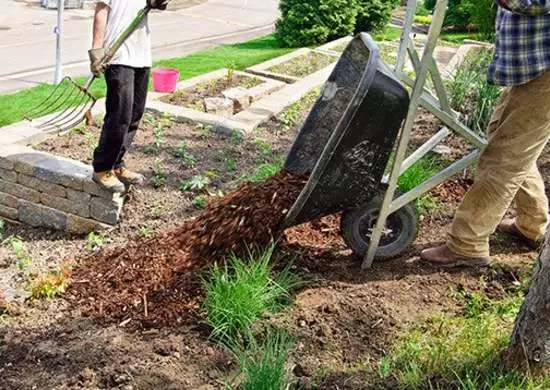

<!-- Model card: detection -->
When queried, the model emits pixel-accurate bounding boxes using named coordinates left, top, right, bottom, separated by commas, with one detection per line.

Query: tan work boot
left=92, top=171, right=125, bottom=193
left=114, top=167, right=145, bottom=186
left=497, top=218, right=540, bottom=250
left=420, top=244, right=491, bottom=268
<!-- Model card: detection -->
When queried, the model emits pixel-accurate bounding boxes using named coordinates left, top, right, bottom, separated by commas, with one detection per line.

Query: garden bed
left=2, top=38, right=542, bottom=390
left=247, top=48, right=338, bottom=84
left=160, top=72, right=263, bottom=115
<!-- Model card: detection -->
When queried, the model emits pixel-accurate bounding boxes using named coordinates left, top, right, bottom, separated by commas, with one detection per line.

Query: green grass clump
left=228, top=330, right=293, bottom=390
left=240, top=159, right=284, bottom=184
left=202, top=245, right=300, bottom=344
left=0, top=35, right=292, bottom=128
left=377, top=288, right=550, bottom=389
left=398, top=156, right=441, bottom=193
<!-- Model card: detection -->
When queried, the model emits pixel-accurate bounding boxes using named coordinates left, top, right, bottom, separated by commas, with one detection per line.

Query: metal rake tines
left=26, top=76, right=97, bottom=133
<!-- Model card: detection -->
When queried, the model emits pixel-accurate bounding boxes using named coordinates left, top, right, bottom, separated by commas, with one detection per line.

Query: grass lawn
left=0, top=35, right=293, bottom=128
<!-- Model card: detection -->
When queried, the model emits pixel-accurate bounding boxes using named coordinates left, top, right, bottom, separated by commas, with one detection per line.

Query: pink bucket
left=152, top=68, right=180, bottom=93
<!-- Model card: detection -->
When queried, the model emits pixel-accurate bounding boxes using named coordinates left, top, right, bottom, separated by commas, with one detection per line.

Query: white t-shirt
left=99, top=0, right=152, bottom=68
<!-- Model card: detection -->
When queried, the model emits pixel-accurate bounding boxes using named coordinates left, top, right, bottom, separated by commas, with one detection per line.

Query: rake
left=26, top=6, right=153, bottom=133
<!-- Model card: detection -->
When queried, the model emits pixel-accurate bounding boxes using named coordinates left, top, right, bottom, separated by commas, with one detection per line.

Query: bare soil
left=160, top=74, right=263, bottom=114
left=269, top=51, right=337, bottom=78
left=1, top=94, right=543, bottom=389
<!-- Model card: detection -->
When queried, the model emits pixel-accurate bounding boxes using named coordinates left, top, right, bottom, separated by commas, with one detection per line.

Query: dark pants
left=93, top=65, right=150, bottom=172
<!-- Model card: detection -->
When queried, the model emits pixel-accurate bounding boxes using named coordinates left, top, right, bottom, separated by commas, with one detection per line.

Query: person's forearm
left=499, top=0, right=550, bottom=15
left=92, top=3, right=109, bottom=49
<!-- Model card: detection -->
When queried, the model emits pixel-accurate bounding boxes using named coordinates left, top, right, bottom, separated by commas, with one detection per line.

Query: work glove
left=88, top=48, right=107, bottom=77
left=147, top=0, right=168, bottom=10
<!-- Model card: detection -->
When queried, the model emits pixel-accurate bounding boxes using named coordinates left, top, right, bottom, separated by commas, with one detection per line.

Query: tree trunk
left=506, top=230, right=550, bottom=372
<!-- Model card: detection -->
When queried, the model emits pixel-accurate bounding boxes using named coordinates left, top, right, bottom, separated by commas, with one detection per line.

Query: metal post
left=54, top=0, right=64, bottom=85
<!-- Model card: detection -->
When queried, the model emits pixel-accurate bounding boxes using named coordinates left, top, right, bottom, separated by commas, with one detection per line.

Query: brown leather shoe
left=420, top=244, right=491, bottom=268
left=114, top=167, right=145, bottom=186
left=92, top=171, right=125, bottom=193
left=497, top=218, right=540, bottom=250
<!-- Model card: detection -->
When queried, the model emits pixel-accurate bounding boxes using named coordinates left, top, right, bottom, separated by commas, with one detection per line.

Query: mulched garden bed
left=3, top=76, right=543, bottom=389
left=268, top=51, right=337, bottom=78
left=160, top=73, right=263, bottom=114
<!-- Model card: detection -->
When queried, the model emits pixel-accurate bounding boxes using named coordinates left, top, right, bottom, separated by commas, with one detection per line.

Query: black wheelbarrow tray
left=282, top=33, right=419, bottom=261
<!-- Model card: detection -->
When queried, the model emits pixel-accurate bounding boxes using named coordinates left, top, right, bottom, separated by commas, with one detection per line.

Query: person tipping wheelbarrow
left=422, top=0, right=550, bottom=267
left=89, top=0, right=168, bottom=193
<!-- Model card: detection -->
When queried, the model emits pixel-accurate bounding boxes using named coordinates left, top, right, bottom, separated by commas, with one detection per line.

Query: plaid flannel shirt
left=488, top=1, right=550, bottom=86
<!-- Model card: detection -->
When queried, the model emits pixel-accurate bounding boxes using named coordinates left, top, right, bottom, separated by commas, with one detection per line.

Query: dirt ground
left=0, top=99, right=543, bottom=389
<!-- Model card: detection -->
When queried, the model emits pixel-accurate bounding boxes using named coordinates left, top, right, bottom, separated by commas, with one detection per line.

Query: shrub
left=423, top=0, right=436, bottom=11
left=276, top=0, right=358, bottom=47
left=461, top=0, right=497, bottom=40
left=355, top=0, right=399, bottom=34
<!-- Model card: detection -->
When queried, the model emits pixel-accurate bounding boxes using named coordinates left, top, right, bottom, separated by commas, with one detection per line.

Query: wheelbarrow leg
left=362, top=0, right=449, bottom=269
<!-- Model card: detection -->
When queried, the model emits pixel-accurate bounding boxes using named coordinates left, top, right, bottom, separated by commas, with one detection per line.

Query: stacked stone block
left=0, top=145, right=123, bottom=234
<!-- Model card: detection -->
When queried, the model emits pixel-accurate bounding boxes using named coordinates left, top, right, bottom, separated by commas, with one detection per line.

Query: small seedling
left=5, top=236, right=32, bottom=270
left=145, top=122, right=165, bottom=154
left=240, top=160, right=283, bottom=184
left=152, top=159, right=167, bottom=188
left=195, top=123, right=213, bottom=135
left=255, top=139, right=272, bottom=160
left=0, top=217, right=5, bottom=238
left=279, top=101, right=301, bottom=132
left=416, top=195, right=441, bottom=216
left=193, top=195, right=209, bottom=209
left=180, top=174, right=210, bottom=192
left=85, top=231, right=105, bottom=252
left=230, top=131, right=244, bottom=145
left=149, top=201, right=167, bottom=218
left=226, top=61, right=237, bottom=85
left=137, top=226, right=154, bottom=238
left=30, top=266, right=71, bottom=300
left=226, top=158, right=238, bottom=171
left=172, top=142, right=197, bottom=168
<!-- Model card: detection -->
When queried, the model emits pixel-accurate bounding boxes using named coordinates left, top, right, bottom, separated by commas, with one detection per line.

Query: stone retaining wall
left=0, top=144, right=122, bottom=234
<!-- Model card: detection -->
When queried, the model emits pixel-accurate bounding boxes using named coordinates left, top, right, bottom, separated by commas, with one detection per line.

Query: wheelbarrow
left=282, top=33, right=418, bottom=261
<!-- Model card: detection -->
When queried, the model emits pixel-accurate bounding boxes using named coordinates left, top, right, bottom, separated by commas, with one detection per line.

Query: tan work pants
left=447, top=71, right=550, bottom=257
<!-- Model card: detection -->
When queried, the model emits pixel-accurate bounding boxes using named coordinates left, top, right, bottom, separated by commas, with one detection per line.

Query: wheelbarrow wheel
left=340, top=193, right=419, bottom=261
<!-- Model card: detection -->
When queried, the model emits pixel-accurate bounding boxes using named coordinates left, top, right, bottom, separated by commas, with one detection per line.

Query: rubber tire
left=340, top=194, right=419, bottom=261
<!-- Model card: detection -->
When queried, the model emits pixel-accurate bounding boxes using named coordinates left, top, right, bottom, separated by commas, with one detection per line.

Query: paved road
left=0, top=0, right=279, bottom=93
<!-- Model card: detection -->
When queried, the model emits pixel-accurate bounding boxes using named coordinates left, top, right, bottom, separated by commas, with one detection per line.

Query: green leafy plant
left=152, top=159, right=167, bottom=188
left=275, top=0, right=358, bottom=47
left=137, top=226, right=154, bottom=238
left=85, top=232, right=105, bottom=252
left=30, top=265, right=71, bottom=300
left=0, top=217, right=5, bottom=238
left=180, top=174, right=211, bottom=192
left=192, top=195, right=209, bottom=209
left=5, top=236, right=32, bottom=270
left=230, top=130, right=245, bottom=145
left=415, top=195, right=441, bottom=216
left=145, top=120, right=166, bottom=154
left=414, top=15, right=432, bottom=25
left=255, top=139, right=273, bottom=161
left=225, top=158, right=238, bottom=171
left=195, top=123, right=213, bottom=135
left=149, top=201, right=167, bottom=218
left=355, top=0, right=399, bottom=34
left=228, top=331, right=294, bottom=390
left=172, top=142, right=197, bottom=168
left=202, top=245, right=301, bottom=343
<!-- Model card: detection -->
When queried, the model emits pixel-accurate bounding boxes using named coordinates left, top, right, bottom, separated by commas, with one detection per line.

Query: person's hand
left=88, top=48, right=107, bottom=77
left=147, top=0, right=168, bottom=10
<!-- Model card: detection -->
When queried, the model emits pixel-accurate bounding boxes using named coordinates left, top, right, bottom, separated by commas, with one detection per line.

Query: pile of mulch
left=67, top=171, right=306, bottom=327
